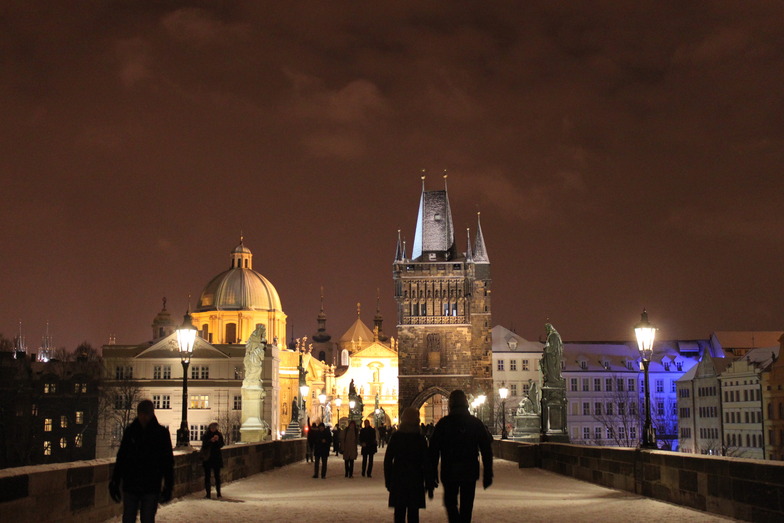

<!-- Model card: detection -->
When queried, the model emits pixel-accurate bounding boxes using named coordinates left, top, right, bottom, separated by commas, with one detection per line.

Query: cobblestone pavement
left=107, top=447, right=735, bottom=522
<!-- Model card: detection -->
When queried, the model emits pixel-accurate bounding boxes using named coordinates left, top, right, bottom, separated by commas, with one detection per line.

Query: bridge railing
left=492, top=439, right=784, bottom=522
left=0, top=438, right=306, bottom=523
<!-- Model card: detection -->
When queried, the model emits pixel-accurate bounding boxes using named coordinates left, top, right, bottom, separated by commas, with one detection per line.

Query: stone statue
left=542, top=323, right=564, bottom=387
left=516, top=396, right=535, bottom=416
left=324, top=402, right=332, bottom=425
left=291, top=397, right=299, bottom=420
left=349, top=379, right=357, bottom=398
left=297, top=353, right=308, bottom=386
left=242, top=325, right=266, bottom=388
left=528, top=379, right=540, bottom=413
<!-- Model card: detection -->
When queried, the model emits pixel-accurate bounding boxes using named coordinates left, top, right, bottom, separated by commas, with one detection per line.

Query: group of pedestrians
left=386, top=390, right=493, bottom=523
left=110, top=388, right=492, bottom=523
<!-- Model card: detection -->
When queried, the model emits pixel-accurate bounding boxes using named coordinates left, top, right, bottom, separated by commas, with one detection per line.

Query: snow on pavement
left=107, top=448, right=735, bottom=522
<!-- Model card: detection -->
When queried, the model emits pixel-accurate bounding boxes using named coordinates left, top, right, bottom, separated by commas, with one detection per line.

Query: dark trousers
left=394, top=504, right=420, bottom=523
left=443, top=481, right=477, bottom=523
left=344, top=459, right=355, bottom=477
left=314, top=454, right=327, bottom=477
left=203, top=464, right=221, bottom=495
left=122, top=491, right=158, bottom=523
left=361, top=453, right=374, bottom=476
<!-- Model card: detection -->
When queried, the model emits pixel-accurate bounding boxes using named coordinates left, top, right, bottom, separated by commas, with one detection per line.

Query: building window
left=44, top=441, right=52, bottom=456
left=341, top=350, right=349, bottom=366
left=115, top=366, right=133, bottom=379
left=190, top=424, right=208, bottom=441
left=655, top=380, right=664, bottom=393
left=74, top=382, right=87, bottom=393
left=618, top=402, right=625, bottom=415
left=582, top=379, right=589, bottom=392
left=191, top=366, right=210, bottom=379
left=60, top=437, right=67, bottom=449
left=595, top=426, right=602, bottom=440
left=594, top=402, right=602, bottom=415
left=75, top=434, right=83, bottom=448
left=153, top=395, right=171, bottom=409
left=190, top=395, right=209, bottom=409
left=579, top=361, right=587, bottom=370
left=583, top=402, right=590, bottom=415
left=32, top=404, right=38, bottom=416
left=618, top=426, right=626, bottom=440
left=594, top=379, right=601, bottom=392
left=61, top=415, right=68, bottom=428
left=570, top=378, right=578, bottom=392
left=630, top=402, right=637, bottom=415
left=657, top=402, right=664, bottom=417
left=676, top=361, right=683, bottom=371
left=630, top=426, right=637, bottom=439
left=233, top=395, right=242, bottom=410
left=154, top=365, right=162, bottom=379
left=606, top=378, right=613, bottom=392
left=44, top=382, right=56, bottom=394
left=628, top=379, right=635, bottom=392
left=75, top=411, right=84, bottom=424
left=497, top=360, right=504, bottom=371
left=583, top=427, right=590, bottom=440
left=44, top=418, right=52, bottom=431
left=671, top=381, right=677, bottom=393
left=617, top=378, right=624, bottom=392
left=510, top=384, right=517, bottom=396
left=663, top=362, right=670, bottom=371
left=510, top=360, right=517, bottom=371
left=521, top=360, right=529, bottom=371
left=225, top=323, right=237, bottom=344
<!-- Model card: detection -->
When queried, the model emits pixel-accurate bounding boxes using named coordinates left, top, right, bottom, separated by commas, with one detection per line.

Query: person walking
left=306, top=422, right=317, bottom=463
left=340, top=419, right=359, bottom=478
left=312, top=422, right=332, bottom=479
left=428, top=390, right=493, bottom=523
left=109, top=400, right=174, bottom=523
left=384, top=407, right=435, bottom=523
left=200, top=422, right=224, bottom=499
left=359, top=419, right=378, bottom=477
left=333, top=425, right=342, bottom=456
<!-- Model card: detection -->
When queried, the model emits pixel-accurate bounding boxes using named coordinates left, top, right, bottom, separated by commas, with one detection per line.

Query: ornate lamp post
left=635, top=309, right=657, bottom=450
left=318, top=392, right=327, bottom=421
left=499, top=384, right=509, bottom=439
left=335, top=397, right=342, bottom=426
left=175, top=310, right=197, bottom=449
left=477, top=394, right=487, bottom=425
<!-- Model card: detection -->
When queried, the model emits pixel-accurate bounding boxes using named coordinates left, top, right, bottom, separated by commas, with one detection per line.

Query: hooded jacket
left=112, top=416, right=174, bottom=494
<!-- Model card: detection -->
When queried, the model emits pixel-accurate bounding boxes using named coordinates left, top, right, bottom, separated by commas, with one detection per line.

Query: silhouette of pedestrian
left=428, top=390, right=493, bottom=523
left=109, top=400, right=174, bottom=523
left=200, top=422, right=224, bottom=498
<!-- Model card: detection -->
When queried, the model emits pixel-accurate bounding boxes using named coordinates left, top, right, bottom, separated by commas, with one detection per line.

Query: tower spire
left=465, top=227, right=474, bottom=262
left=394, top=229, right=405, bottom=262
left=412, top=171, right=456, bottom=261
left=473, top=211, right=489, bottom=263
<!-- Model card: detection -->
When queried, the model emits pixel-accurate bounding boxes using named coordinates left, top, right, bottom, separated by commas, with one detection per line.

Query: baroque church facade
left=393, top=178, right=494, bottom=422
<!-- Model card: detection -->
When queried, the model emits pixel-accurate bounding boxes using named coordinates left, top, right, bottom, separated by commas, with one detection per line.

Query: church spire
left=473, top=212, right=489, bottom=263
left=411, top=172, right=456, bottom=261
left=394, top=229, right=405, bottom=262
left=465, top=227, right=474, bottom=262
left=313, top=286, right=331, bottom=343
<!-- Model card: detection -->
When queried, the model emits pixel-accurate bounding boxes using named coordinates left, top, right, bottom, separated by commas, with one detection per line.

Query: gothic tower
left=393, top=177, right=493, bottom=422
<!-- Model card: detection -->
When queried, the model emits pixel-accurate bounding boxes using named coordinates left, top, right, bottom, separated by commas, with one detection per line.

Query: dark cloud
left=1, top=1, right=784, bottom=349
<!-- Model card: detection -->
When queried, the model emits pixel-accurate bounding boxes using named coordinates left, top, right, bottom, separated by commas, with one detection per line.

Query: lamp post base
left=175, top=423, right=193, bottom=451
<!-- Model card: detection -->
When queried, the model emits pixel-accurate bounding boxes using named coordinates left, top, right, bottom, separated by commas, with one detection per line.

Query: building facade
left=762, top=338, right=784, bottom=460
left=394, top=178, right=493, bottom=424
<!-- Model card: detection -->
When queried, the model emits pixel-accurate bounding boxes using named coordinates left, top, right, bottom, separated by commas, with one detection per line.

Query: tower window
left=225, top=323, right=237, bottom=344
left=434, top=213, right=442, bottom=221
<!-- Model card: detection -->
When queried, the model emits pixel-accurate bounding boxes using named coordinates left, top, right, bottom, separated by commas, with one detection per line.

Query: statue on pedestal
left=240, top=325, right=270, bottom=442
left=242, top=325, right=266, bottom=388
left=542, top=323, right=564, bottom=388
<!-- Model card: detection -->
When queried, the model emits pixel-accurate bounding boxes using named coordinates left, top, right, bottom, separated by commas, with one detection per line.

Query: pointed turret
left=313, top=287, right=331, bottom=343
left=394, top=229, right=405, bottom=262
left=473, top=212, right=489, bottom=263
left=411, top=174, right=456, bottom=262
left=465, top=227, right=474, bottom=263
left=373, top=289, right=388, bottom=342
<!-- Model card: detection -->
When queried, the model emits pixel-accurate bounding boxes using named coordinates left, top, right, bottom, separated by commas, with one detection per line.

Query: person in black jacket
left=312, top=422, right=332, bottom=479
left=200, top=422, right=224, bottom=499
left=385, top=407, right=435, bottom=523
left=359, top=419, right=378, bottom=477
left=428, top=390, right=493, bottom=523
left=109, top=400, right=174, bottom=523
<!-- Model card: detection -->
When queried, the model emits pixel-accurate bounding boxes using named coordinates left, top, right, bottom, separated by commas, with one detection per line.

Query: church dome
left=196, top=241, right=283, bottom=312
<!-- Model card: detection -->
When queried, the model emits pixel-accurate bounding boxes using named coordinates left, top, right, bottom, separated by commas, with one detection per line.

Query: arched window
left=340, top=350, right=349, bottom=366
left=225, top=323, right=237, bottom=344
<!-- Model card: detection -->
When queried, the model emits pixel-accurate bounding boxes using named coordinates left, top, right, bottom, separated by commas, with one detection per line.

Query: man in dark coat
left=109, top=400, right=174, bottom=523
left=312, top=422, right=332, bottom=478
left=200, top=422, right=225, bottom=498
left=359, top=419, right=378, bottom=477
left=428, top=390, right=493, bottom=523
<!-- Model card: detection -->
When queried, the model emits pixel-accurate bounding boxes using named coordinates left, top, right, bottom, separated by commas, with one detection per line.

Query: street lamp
left=477, top=394, right=487, bottom=425
left=635, top=309, right=657, bottom=450
left=175, top=310, right=197, bottom=449
left=318, top=392, right=327, bottom=421
left=349, top=399, right=356, bottom=422
left=499, top=384, right=509, bottom=439
left=335, top=397, right=342, bottom=425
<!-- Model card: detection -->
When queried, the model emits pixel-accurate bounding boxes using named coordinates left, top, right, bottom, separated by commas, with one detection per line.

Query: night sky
left=2, top=2, right=784, bottom=351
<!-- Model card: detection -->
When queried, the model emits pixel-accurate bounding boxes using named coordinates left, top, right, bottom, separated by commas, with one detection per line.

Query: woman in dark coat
left=201, top=422, right=225, bottom=499
left=340, top=420, right=359, bottom=478
left=359, top=419, right=378, bottom=477
left=384, top=407, right=435, bottom=523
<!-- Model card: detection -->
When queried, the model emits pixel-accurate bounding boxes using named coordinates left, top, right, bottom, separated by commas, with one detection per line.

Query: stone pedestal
left=511, top=414, right=541, bottom=442
left=281, top=420, right=301, bottom=439
left=240, top=385, right=269, bottom=442
left=541, top=386, right=569, bottom=442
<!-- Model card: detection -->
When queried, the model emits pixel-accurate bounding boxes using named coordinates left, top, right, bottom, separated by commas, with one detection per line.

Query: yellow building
left=191, top=239, right=287, bottom=346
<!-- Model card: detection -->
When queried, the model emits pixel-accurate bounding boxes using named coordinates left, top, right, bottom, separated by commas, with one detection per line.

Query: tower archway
left=410, top=386, right=450, bottom=425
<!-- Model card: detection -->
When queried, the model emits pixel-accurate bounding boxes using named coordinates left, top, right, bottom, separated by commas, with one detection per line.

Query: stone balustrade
left=0, top=438, right=306, bottom=523
left=492, top=439, right=784, bottom=522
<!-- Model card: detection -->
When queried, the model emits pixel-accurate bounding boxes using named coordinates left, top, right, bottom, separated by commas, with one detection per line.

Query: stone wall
left=0, top=438, right=306, bottom=523
left=493, top=440, right=784, bottom=522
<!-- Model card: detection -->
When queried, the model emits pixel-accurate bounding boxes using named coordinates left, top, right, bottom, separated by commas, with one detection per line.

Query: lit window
left=31, top=404, right=38, bottom=416
left=189, top=395, right=209, bottom=409
left=44, top=441, right=52, bottom=455
left=75, top=411, right=84, bottom=424
left=60, top=437, right=67, bottom=449
left=60, top=415, right=68, bottom=428
left=44, top=418, right=52, bottom=432
left=75, top=434, right=83, bottom=448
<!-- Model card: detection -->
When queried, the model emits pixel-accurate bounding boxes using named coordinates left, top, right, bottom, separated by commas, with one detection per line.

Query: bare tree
left=215, top=409, right=242, bottom=445
left=591, top=374, right=642, bottom=447
left=99, top=378, right=144, bottom=450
